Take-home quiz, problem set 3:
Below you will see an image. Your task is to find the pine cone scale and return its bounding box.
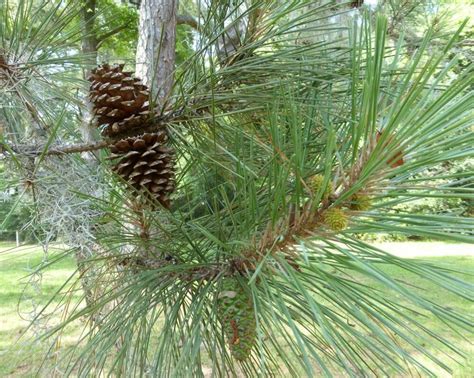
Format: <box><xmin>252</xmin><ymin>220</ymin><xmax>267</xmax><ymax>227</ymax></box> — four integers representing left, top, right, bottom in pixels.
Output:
<box><xmin>109</xmin><ymin>132</ymin><xmax>176</xmax><ymax>208</ymax></box>
<box><xmin>88</xmin><ymin>64</ymin><xmax>153</xmax><ymax>137</ymax></box>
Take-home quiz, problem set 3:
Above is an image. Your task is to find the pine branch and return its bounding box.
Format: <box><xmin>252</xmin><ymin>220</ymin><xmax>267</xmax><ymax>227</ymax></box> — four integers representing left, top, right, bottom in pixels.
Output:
<box><xmin>1</xmin><ymin>105</ymin><xmax>189</xmax><ymax>158</ymax></box>
<box><xmin>177</xmin><ymin>14</ymin><xmax>199</xmax><ymax>30</ymax></box>
<box><xmin>96</xmin><ymin>24</ymin><xmax>129</xmax><ymax>47</ymax></box>
<box><xmin>125</xmin><ymin>199</ymin><xmax>328</xmax><ymax>281</ymax></box>
<box><xmin>2</xmin><ymin>140</ymin><xmax>109</xmax><ymax>157</ymax></box>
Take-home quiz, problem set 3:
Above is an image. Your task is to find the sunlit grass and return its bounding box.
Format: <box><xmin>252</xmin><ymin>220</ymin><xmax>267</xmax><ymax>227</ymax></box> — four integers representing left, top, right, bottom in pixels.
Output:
<box><xmin>351</xmin><ymin>256</ymin><xmax>473</xmax><ymax>377</ymax></box>
<box><xmin>0</xmin><ymin>243</ymin><xmax>81</xmax><ymax>377</ymax></box>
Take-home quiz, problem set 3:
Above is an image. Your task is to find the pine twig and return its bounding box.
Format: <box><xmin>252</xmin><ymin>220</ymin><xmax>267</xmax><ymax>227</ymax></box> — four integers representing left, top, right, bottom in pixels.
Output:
<box><xmin>177</xmin><ymin>14</ymin><xmax>199</xmax><ymax>30</ymax></box>
<box><xmin>96</xmin><ymin>25</ymin><xmax>129</xmax><ymax>48</ymax></box>
<box><xmin>2</xmin><ymin>140</ymin><xmax>110</xmax><ymax>157</ymax></box>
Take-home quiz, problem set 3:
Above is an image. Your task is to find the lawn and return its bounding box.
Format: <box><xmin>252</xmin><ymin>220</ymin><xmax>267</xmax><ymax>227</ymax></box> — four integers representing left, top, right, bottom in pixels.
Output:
<box><xmin>0</xmin><ymin>243</ymin><xmax>472</xmax><ymax>377</ymax></box>
<box><xmin>0</xmin><ymin>244</ymin><xmax>82</xmax><ymax>377</ymax></box>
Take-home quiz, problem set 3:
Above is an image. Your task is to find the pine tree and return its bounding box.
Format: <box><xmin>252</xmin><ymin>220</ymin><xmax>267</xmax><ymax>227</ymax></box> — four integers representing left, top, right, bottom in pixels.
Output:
<box><xmin>0</xmin><ymin>0</ymin><xmax>473</xmax><ymax>376</ymax></box>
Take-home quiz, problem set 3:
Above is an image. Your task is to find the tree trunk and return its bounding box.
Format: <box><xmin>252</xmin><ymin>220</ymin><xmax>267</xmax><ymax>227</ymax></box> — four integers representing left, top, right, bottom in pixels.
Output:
<box><xmin>136</xmin><ymin>0</ymin><xmax>178</xmax><ymax>107</ymax></box>
<box><xmin>77</xmin><ymin>0</ymin><xmax>101</xmax><ymax>311</ymax></box>
<box><xmin>81</xmin><ymin>0</ymin><xmax>98</xmax><ymax>70</ymax></box>
<box><xmin>80</xmin><ymin>0</ymin><xmax>98</xmax><ymax>143</ymax></box>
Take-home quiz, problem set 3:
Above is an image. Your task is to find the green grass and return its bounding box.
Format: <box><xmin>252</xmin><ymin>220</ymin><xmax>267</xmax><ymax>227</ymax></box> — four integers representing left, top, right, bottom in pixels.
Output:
<box><xmin>351</xmin><ymin>257</ymin><xmax>473</xmax><ymax>377</ymax></box>
<box><xmin>0</xmin><ymin>244</ymin><xmax>80</xmax><ymax>377</ymax></box>
<box><xmin>0</xmin><ymin>243</ymin><xmax>472</xmax><ymax>377</ymax></box>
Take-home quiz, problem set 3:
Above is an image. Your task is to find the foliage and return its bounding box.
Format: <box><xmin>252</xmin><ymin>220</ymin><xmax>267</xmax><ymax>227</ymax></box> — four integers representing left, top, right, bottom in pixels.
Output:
<box><xmin>378</xmin><ymin>0</ymin><xmax>474</xmax><ymax>83</ymax></box>
<box><xmin>0</xmin><ymin>0</ymin><xmax>86</xmax><ymax>140</ymax></box>
<box><xmin>0</xmin><ymin>199</ymin><xmax>32</xmax><ymax>240</ymax></box>
<box><xmin>0</xmin><ymin>163</ymin><xmax>32</xmax><ymax>240</ymax></box>
<box><xmin>0</xmin><ymin>0</ymin><xmax>473</xmax><ymax>377</ymax></box>
<box><xmin>95</xmin><ymin>0</ymin><xmax>139</xmax><ymax>61</ymax></box>
<box><xmin>374</xmin><ymin>0</ymin><xmax>474</xmax><ymax>232</ymax></box>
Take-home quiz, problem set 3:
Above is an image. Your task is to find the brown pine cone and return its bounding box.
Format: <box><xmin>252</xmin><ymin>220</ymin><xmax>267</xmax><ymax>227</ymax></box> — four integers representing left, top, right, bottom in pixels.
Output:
<box><xmin>109</xmin><ymin>131</ymin><xmax>176</xmax><ymax>208</ymax></box>
<box><xmin>88</xmin><ymin>64</ymin><xmax>150</xmax><ymax>137</ymax></box>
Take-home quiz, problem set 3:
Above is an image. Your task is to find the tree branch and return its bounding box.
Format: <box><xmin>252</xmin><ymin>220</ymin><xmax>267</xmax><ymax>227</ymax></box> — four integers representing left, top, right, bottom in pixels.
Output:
<box><xmin>177</xmin><ymin>14</ymin><xmax>198</xmax><ymax>30</ymax></box>
<box><xmin>1</xmin><ymin>105</ymin><xmax>187</xmax><ymax>159</ymax></box>
<box><xmin>2</xmin><ymin>140</ymin><xmax>109</xmax><ymax>157</ymax></box>
<box><xmin>96</xmin><ymin>24</ymin><xmax>129</xmax><ymax>47</ymax></box>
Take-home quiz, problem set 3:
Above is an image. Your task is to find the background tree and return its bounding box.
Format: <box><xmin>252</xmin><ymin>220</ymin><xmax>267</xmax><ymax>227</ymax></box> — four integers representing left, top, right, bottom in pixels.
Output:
<box><xmin>0</xmin><ymin>161</ymin><xmax>33</xmax><ymax>241</ymax></box>
<box><xmin>0</xmin><ymin>0</ymin><xmax>473</xmax><ymax>376</ymax></box>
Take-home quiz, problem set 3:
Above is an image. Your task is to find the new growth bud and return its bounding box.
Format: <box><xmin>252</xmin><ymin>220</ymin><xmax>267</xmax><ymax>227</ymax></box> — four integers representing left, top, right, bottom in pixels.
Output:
<box><xmin>309</xmin><ymin>174</ymin><xmax>332</xmax><ymax>200</ymax></box>
<box><xmin>322</xmin><ymin>207</ymin><xmax>348</xmax><ymax>232</ymax></box>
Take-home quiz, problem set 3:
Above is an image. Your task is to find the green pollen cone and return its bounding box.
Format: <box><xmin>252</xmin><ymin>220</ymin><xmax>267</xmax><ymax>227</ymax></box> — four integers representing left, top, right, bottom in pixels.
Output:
<box><xmin>309</xmin><ymin>174</ymin><xmax>332</xmax><ymax>199</ymax></box>
<box><xmin>349</xmin><ymin>193</ymin><xmax>372</xmax><ymax>211</ymax></box>
<box><xmin>322</xmin><ymin>207</ymin><xmax>348</xmax><ymax>231</ymax></box>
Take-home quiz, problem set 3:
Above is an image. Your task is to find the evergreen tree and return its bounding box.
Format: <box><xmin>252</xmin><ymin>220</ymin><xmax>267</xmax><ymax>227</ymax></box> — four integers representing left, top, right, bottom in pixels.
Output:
<box><xmin>0</xmin><ymin>0</ymin><xmax>472</xmax><ymax>376</ymax></box>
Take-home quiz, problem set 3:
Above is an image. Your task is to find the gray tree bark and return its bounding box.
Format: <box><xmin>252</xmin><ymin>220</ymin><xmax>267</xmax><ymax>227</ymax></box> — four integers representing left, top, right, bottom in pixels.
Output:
<box><xmin>77</xmin><ymin>0</ymin><xmax>102</xmax><ymax>311</ymax></box>
<box><xmin>80</xmin><ymin>0</ymin><xmax>98</xmax><ymax>144</ymax></box>
<box><xmin>81</xmin><ymin>0</ymin><xmax>98</xmax><ymax>65</ymax></box>
<box><xmin>136</xmin><ymin>0</ymin><xmax>178</xmax><ymax>106</ymax></box>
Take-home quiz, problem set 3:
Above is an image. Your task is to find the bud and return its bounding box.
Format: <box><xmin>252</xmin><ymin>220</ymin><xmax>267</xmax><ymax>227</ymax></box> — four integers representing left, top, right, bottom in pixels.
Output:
<box><xmin>322</xmin><ymin>207</ymin><xmax>348</xmax><ymax>231</ymax></box>
<box><xmin>349</xmin><ymin>193</ymin><xmax>372</xmax><ymax>211</ymax></box>
<box><xmin>309</xmin><ymin>174</ymin><xmax>332</xmax><ymax>199</ymax></box>
<box><xmin>376</xmin><ymin>131</ymin><xmax>404</xmax><ymax>168</ymax></box>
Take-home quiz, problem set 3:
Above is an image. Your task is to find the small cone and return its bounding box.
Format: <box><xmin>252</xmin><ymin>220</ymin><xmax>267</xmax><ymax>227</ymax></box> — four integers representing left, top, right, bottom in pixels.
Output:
<box><xmin>0</xmin><ymin>53</ymin><xmax>9</xmax><ymax>72</ymax></box>
<box><xmin>349</xmin><ymin>193</ymin><xmax>372</xmax><ymax>211</ymax></box>
<box><xmin>322</xmin><ymin>207</ymin><xmax>348</xmax><ymax>232</ymax></box>
<box><xmin>309</xmin><ymin>174</ymin><xmax>332</xmax><ymax>199</ymax></box>
<box><xmin>110</xmin><ymin>131</ymin><xmax>175</xmax><ymax>208</ymax></box>
<box><xmin>218</xmin><ymin>278</ymin><xmax>256</xmax><ymax>361</ymax></box>
<box><xmin>0</xmin><ymin>52</ymin><xmax>17</xmax><ymax>81</ymax></box>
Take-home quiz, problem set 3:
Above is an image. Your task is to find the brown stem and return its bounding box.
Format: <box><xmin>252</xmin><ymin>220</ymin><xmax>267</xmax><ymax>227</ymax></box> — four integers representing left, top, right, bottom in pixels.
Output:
<box><xmin>3</xmin><ymin>140</ymin><xmax>109</xmax><ymax>157</ymax></box>
<box><xmin>96</xmin><ymin>24</ymin><xmax>129</xmax><ymax>47</ymax></box>
<box><xmin>177</xmin><ymin>14</ymin><xmax>199</xmax><ymax>30</ymax></box>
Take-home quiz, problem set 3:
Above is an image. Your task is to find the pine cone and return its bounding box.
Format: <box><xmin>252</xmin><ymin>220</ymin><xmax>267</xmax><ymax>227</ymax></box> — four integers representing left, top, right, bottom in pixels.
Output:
<box><xmin>88</xmin><ymin>63</ymin><xmax>150</xmax><ymax>138</ymax></box>
<box><xmin>0</xmin><ymin>52</ymin><xmax>18</xmax><ymax>83</ymax></box>
<box><xmin>218</xmin><ymin>278</ymin><xmax>256</xmax><ymax>361</ymax></box>
<box><xmin>110</xmin><ymin>132</ymin><xmax>175</xmax><ymax>208</ymax></box>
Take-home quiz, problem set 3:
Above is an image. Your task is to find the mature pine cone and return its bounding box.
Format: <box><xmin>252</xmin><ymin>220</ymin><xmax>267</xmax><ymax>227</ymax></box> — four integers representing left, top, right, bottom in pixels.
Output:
<box><xmin>88</xmin><ymin>63</ymin><xmax>150</xmax><ymax>138</ymax></box>
<box><xmin>109</xmin><ymin>131</ymin><xmax>175</xmax><ymax>208</ymax></box>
